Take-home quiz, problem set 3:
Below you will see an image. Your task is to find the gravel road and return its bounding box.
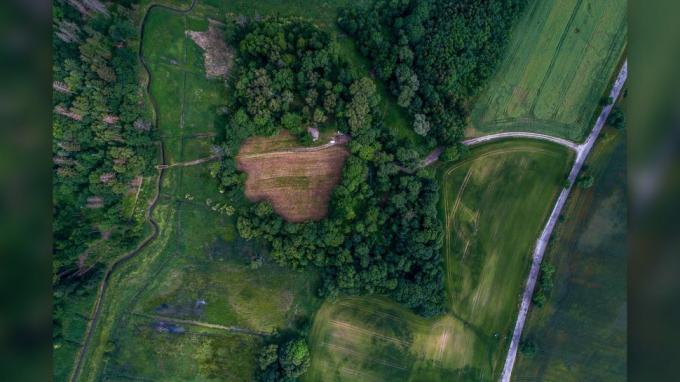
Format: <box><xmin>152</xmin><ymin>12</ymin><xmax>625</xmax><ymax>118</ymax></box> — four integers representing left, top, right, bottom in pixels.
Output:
<box><xmin>499</xmin><ymin>59</ymin><xmax>627</xmax><ymax>382</ymax></box>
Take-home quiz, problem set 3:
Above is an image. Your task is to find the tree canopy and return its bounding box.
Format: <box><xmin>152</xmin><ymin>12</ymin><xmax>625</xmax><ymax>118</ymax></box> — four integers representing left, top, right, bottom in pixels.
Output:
<box><xmin>338</xmin><ymin>0</ymin><xmax>527</xmax><ymax>146</ymax></box>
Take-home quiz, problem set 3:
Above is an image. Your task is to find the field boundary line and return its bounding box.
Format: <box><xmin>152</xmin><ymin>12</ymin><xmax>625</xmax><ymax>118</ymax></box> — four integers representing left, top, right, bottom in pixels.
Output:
<box><xmin>462</xmin><ymin>132</ymin><xmax>579</xmax><ymax>151</ymax></box>
<box><xmin>499</xmin><ymin>59</ymin><xmax>627</xmax><ymax>382</ymax></box>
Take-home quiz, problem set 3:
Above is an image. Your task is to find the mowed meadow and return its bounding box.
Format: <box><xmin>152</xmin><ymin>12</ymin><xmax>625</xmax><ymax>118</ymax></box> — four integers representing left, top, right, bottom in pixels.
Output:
<box><xmin>305</xmin><ymin>140</ymin><xmax>573</xmax><ymax>381</ymax></box>
<box><xmin>470</xmin><ymin>0</ymin><xmax>626</xmax><ymax>141</ymax></box>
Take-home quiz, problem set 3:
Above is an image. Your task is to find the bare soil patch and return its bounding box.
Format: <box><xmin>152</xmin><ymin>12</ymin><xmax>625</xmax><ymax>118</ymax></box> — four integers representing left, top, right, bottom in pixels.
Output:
<box><xmin>186</xmin><ymin>19</ymin><xmax>233</xmax><ymax>79</ymax></box>
<box><xmin>237</xmin><ymin>132</ymin><xmax>348</xmax><ymax>222</ymax></box>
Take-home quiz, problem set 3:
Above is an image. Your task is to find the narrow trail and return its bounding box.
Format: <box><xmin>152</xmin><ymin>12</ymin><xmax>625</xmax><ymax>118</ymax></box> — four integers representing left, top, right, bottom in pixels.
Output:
<box><xmin>499</xmin><ymin>59</ymin><xmax>627</xmax><ymax>382</ymax></box>
<box><xmin>68</xmin><ymin>1</ymin><xmax>197</xmax><ymax>381</ymax></box>
<box><xmin>133</xmin><ymin>313</ymin><xmax>268</xmax><ymax>337</ymax></box>
<box><xmin>463</xmin><ymin>131</ymin><xmax>580</xmax><ymax>152</ymax></box>
<box><xmin>155</xmin><ymin>154</ymin><xmax>221</xmax><ymax>169</ymax></box>
<box><xmin>237</xmin><ymin>132</ymin><xmax>349</xmax><ymax>160</ymax></box>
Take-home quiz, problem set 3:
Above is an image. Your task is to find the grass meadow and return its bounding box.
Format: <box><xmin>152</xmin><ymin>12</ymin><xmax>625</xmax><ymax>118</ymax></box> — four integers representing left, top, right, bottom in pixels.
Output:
<box><xmin>513</xmin><ymin>126</ymin><xmax>627</xmax><ymax>380</ymax></box>
<box><xmin>305</xmin><ymin>140</ymin><xmax>573</xmax><ymax>381</ymax></box>
<box><xmin>469</xmin><ymin>0</ymin><xmax>626</xmax><ymax>141</ymax></box>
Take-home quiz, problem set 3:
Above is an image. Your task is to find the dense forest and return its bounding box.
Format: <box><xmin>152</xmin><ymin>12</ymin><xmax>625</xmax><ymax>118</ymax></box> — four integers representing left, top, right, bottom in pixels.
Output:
<box><xmin>212</xmin><ymin>17</ymin><xmax>446</xmax><ymax>316</ymax></box>
<box><xmin>52</xmin><ymin>0</ymin><xmax>153</xmax><ymax>332</ymax></box>
<box><xmin>338</xmin><ymin>0</ymin><xmax>527</xmax><ymax>146</ymax></box>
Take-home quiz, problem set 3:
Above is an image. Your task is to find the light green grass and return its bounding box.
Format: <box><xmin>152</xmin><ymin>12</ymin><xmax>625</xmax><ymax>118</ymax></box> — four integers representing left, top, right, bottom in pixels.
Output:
<box><xmin>513</xmin><ymin>127</ymin><xmax>627</xmax><ymax>381</ymax></box>
<box><xmin>183</xmin><ymin>71</ymin><xmax>228</xmax><ymax>135</ymax></box>
<box><xmin>107</xmin><ymin>315</ymin><xmax>261</xmax><ymax>381</ymax></box>
<box><xmin>470</xmin><ymin>0</ymin><xmax>626</xmax><ymax>141</ymax></box>
<box><xmin>306</xmin><ymin>141</ymin><xmax>573</xmax><ymax>381</ymax></box>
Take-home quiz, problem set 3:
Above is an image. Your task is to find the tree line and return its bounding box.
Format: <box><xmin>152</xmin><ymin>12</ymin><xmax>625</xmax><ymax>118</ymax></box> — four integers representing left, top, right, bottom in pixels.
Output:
<box><xmin>338</xmin><ymin>0</ymin><xmax>527</xmax><ymax>147</ymax></box>
<box><xmin>52</xmin><ymin>0</ymin><xmax>154</xmax><ymax>340</ymax></box>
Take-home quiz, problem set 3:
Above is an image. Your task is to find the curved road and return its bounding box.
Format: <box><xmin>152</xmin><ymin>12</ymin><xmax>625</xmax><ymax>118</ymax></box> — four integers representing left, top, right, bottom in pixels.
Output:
<box><xmin>463</xmin><ymin>131</ymin><xmax>580</xmax><ymax>152</ymax></box>
<box><xmin>499</xmin><ymin>59</ymin><xmax>627</xmax><ymax>382</ymax></box>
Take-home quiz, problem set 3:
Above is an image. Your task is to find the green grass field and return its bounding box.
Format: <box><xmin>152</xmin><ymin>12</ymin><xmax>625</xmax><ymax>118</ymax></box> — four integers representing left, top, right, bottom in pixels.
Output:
<box><xmin>306</xmin><ymin>140</ymin><xmax>573</xmax><ymax>381</ymax></box>
<box><xmin>513</xmin><ymin>126</ymin><xmax>627</xmax><ymax>381</ymax></box>
<box><xmin>469</xmin><ymin>0</ymin><xmax>626</xmax><ymax>141</ymax></box>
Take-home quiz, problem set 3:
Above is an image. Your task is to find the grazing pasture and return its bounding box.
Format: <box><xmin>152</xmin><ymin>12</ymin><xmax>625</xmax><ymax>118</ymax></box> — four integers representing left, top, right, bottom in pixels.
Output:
<box><xmin>306</xmin><ymin>141</ymin><xmax>573</xmax><ymax>381</ymax></box>
<box><xmin>470</xmin><ymin>0</ymin><xmax>626</xmax><ymax>141</ymax></box>
<box><xmin>513</xmin><ymin>127</ymin><xmax>627</xmax><ymax>381</ymax></box>
<box><xmin>237</xmin><ymin>132</ymin><xmax>349</xmax><ymax>222</ymax></box>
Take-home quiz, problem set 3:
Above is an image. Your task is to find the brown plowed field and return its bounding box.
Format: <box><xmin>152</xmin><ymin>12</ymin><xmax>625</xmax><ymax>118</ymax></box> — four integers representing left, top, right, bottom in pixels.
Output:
<box><xmin>236</xmin><ymin>132</ymin><xmax>349</xmax><ymax>222</ymax></box>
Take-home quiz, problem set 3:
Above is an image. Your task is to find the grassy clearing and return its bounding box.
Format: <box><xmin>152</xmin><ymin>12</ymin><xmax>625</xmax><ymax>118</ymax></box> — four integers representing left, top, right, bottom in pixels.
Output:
<box><xmin>306</xmin><ymin>141</ymin><xmax>573</xmax><ymax>381</ymax></box>
<box><xmin>237</xmin><ymin>132</ymin><xmax>350</xmax><ymax>222</ymax></box>
<box><xmin>441</xmin><ymin>140</ymin><xmax>573</xmax><ymax>378</ymax></box>
<box><xmin>513</xmin><ymin>127</ymin><xmax>626</xmax><ymax>381</ymax></box>
<box><xmin>71</xmin><ymin>5</ymin><xmax>322</xmax><ymax>381</ymax></box>
<box><xmin>469</xmin><ymin>0</ymin><xmax>626</xmax><ymax>141</ymax></box>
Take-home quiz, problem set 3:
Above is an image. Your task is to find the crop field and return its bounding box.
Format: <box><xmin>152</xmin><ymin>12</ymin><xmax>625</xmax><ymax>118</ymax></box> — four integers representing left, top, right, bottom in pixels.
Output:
<box><xmin>513</xmin><ymin>127</ymin><xmax>627</xmax><ymax>381</ymax></box>
<box><xmin>306</xmin><ymin>141</ymin><xmax>573</xmax><ymax>381</ymax></box>
<box><xmin>469</xmin><ymin>0</ymin><xmax>626</xmax><ymax>141</ymax></box>
<box><xmin>441</xmin><ymin>140</ymin><xmax>573</xmax><ymax>378</ymax></box>
<box><xmin>237</xmin><ymin>132</ymin><xmax>349</xmax><ymax>222</ymax></box>
<box><xmin>69</xmin><ymin>5</ymin><xmax>321</xmax><ymax>381</ymax></box>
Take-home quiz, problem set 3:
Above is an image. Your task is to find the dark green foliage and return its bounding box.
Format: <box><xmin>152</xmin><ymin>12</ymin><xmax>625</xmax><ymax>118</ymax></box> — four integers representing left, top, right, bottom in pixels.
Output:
<box><xmin>599</xmin><ymin>95</ymin><xmax>613</xmax><ymax>106</ymax></box>
<box><xmin>532</xmin><ymin>263</ymin><xmax>555</xmax><ymax>307</ymax></box>
<box><xmin>576</xmin><ymin>173</ymin><xmax>594</xmax><ymax>189</ymax></box>
<box><xmin>257</xmin><ymin>338</ymin><xmax>311</xmax><ymax>381</ymax></box>
<box><xmin>607</xmin><ymin>106</ymin><xmax>625</xmax><ymax>129</ymax></box>
<box><xmin>520</xmin><ymin>339</ymin><xmax>538</xmax><ymax>358</ymax></box>
<box><xmin>52</xmin><ymin>3</ymin><xmax>153</xmax><ymax>286</ymax></box>
<box><xmin>338</xmin><ymin>0</ymin><xmax>527</xmax><ymax>145</ymax></box>
<box><xmin>214</xmin><ymin>17</ymin><xmax>445</xmax><ymax>316</ymax></box>
<box><xmin>441</xmin><ymin>143</ymin><xmax>469</xmax><ymax>162</ymax></box>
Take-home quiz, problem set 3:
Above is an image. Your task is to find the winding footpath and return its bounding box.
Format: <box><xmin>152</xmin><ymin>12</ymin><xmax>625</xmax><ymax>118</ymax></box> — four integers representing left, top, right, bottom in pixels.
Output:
<box><xmin>499</xmin><ymin>60</ymin><xmax>627</xmax><ymax>382</ymax></box>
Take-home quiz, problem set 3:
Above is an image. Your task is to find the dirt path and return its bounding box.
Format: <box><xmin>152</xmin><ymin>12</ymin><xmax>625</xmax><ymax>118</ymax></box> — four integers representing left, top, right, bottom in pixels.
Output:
<box><xmin>463</xmin><ymin>131</ymin><xmax>580</xmax><ymax>151</ymax></box>
<box><xmin>155</xmin><ymin>154</ymin><xmax>222</xmax><ymax>169</ymax></box>
<box><xmin>68</xmin><ymin>1</ymin><xmax>197</xmax><ymax>381</ymax></box>
<box><xmin>499</xmin><ymin>59</ymin><xmax>627</xmax><ymax>382</ymax></box>
<box><xmin>237</xmin><ymin>132</ymin><xmax>349</xmax><ymax>160</ymax></box>
<box><xmin>134</xmin><ymin>313</ymin><xmax>268</xmax><ymax>337</ymax></box>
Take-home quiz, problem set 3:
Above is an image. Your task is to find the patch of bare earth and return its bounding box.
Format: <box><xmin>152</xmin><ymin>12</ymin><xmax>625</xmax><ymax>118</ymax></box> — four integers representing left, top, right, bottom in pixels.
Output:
<box><xmin>236</xmin><ymin>132</ymin><xmax>349</xmax><ymax>223</ymax></box>
<box><xmin>186</xmin><ymin>19</ymin><xmax>233</xmax><ymax>79</ymax></box>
